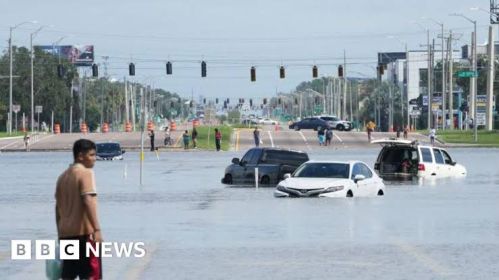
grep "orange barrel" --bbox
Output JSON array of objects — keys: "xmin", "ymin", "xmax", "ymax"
[
  {"xmin": 170, "ymin": 121, "xmax": 177, "ymax": 131},
  {"xmin": 102, "ymin": 122, "xmax": 109, "ymax": 133},
  {"xmin": 54, "ymin": 123, "xmax": 60, "ymax": 134},
  {"xmin": 147, "ymin": 121, "xmax": 154, "ymax": 131},
  {"xmin": 125, "ymin": 122, "xmax": 132, "ymax": 132}
]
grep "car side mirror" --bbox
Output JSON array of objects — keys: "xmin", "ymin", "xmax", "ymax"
[
  {"xmin": 354, "ymin": 174, "xmax": 366, "ymax": 183},
  {"xmin": 283, "ymin": 173, "xmax": 292, "ymax": 179},
  {"xmin": 451, "ymin": 161, "xmax": 456, "ymax": 166},
  {"xmin": 121, "ymin": 150, "xmax": 126, "ymax": 154},
  {"xmin": 231, "ymin": 158, "xmax": 240, "ymax": 165}
]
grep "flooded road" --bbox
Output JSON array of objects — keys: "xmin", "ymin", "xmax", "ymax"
[{"xmin": 1, "ymin": 147, "xmax": 499, "ymax": 279}]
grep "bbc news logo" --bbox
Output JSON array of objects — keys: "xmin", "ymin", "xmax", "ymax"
[{"xmin": 11, "ymin": 240, "xmax": 146, "ymax": 260}]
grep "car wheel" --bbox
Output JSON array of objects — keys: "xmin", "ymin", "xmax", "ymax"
[
  {"xmin": 377, "ymin": 189, "xmax": 384, "ymax": 196},
  {"xmin": 224, "ymin": 174, "xmax": 233, "ymax": 184},
  {"xmin": 346, "ymin": 190, "xmax": 353, "ymax": 197},
  {"xmin": 260, "ymin": 176, "xmax": 270, "ymax": 185},
  {"xmin": 337, "ymin": 125, "xmax": 344, "ymax": 131}
]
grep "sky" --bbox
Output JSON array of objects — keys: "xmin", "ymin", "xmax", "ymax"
[{"xmin": 0, "ymin": 0, "xmax": 494, "ymax": 101}]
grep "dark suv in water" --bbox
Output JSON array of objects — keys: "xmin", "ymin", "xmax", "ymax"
[
  {"xmin": 96, "ymin": 142, "xmax": 125, "ymax": 160},
  {"xmin": 221, "ymin": 148, "xmax": 309, "ymax": 185},
  {"xmin": 288, "ymin": 117, "xmax": 331, "ymax": 131}
]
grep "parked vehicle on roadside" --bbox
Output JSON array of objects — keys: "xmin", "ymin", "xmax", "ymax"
[
  {"xmin": 288, "ymin": 117, "xmax": 331, "ymax": 131},
  {"xmin": 318, "ymin": 115, "xmax": 352, "ymax": 131},
  {"xmin": 96, "ymin": 142, "xmax": 125, "ymax": 160},
  {"xmin": 221, "ymin": 148, "xmax": 309, "ymax": 185},
  {"xmin": 274, "ymin": 160, "xmax": 385, "ymax": 198},
  {"xmin": 258, "ymin": 118, "xmax": 278, "ymax": 125},
  {"xmin": 372, "ymin": 139, "xmax": 467, "ymax": 180}
]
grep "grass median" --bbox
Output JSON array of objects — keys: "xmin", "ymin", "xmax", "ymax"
[
  {"xmin": 432, "ymin": 130, "xmax": 499, "ymax": 146},
  {"xmin": 0, "ymin": 132, "xmax": 25, "ymax": 138},
  {"xmin": 183, "ymin": 125, "xmax": 232, "ymax": 151}
]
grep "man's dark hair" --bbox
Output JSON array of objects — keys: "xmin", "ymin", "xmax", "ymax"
[{"xmin": 73, "ymin": 139, "xmax": 96, "ymax": 160}]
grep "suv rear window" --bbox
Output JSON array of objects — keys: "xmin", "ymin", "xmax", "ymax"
[
  {"xmin": 420, "ymin": 147, "xmax": 433, "ymax": 163},
  {"xmin": 262, "ymin": 150, "xmax": 308, "ymax": 166}
]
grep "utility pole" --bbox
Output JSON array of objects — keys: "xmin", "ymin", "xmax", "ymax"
[
  {"xmin": 448, "ymin": 30, "xmax": 454, "ymax": 130},
  {"xmin": 342, "ymin": 50, "xmax": 347, "ymax": 120},
  {"xmin": 427, "ymin": 29, "xmax": 432, "ymax": 130},
  {"xmin": 486, "ymin": 25, "xmax": 495, "ymax": 130}
]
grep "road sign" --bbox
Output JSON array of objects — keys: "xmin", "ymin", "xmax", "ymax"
[
  {"xmin": 12, "ymin": 105, "xmax": 20, "ymax": 113},
  {"xmin": 456, "ymin": 71, "xmax": 478, "ymax": 78},
  {"xmin": 35, "ymin": 106, "xmax": 43, "ymax": 113},
  {"xmin": 410, "ymin": 109, "xmax": 421, "ymax": 116},
  {"xmin": 476, "ymin": 112, "xmax": 486, "ymax": 126}
]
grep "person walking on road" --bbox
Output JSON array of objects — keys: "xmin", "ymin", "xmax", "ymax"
[
  {"xmin": 55, "ymin": 139, "xmax": 103, "ymax": 280},
  {"xmin": 149, "ymin": 129, "xmax": 155, "ymax": 151},
  {"xmin": 403, "ymin": 125, "xmax": 409, "ymax": 139},
  {"xmin": 429, "ymin": 127, "xmax": 436, "ymax": 145},
  {"xmin": 317, "ymin": 127, "xmax": 325, "ymax": 146},
  {"xmin": 23, "ymin": 132, "xmax": 30, "ymax": 152},
  {"xmin": 366, "ymin": 120, "xmax": 376, "ymax": 142},
  {"xmin": 182, "ymin": 130, "xmax": 190, "ymax": 150},
  {"xmin": 325, "ymin": 128, "xmax": 333, "ymax": 146},
  {"xmin": 191, "ymin": 127, "xmax": 198, "ymax": 148},
  {"xmin": 215, "ymin": 128, "xmax": 222, "ymax": 151},
  {"xmin": 253, "ymin": 127, "xmax": 261, "ymax": 147}
]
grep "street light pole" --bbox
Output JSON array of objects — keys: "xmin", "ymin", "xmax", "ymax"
[
  {"xmin": 451, "ymin": 13, "xmax": 478, "ymax": 142},
  {"xmin": 30, "ymin": 26, "xmax": 46, "ymax": 133}
]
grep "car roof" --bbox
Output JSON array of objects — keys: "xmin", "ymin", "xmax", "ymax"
[
  {"xmin": 96, "ymin": 141, "xmax": 121, "ymax": 145},
  {"xmin": 304, "ymin": 160, "xmax": 362, "ymax": 165},
  {"xmin": 371, "ymin": 138, "xmax": 414, "ymax": 146},
  {"xmin": 251, "ymin": 147, "xmax": 307, "ymax": 154}
]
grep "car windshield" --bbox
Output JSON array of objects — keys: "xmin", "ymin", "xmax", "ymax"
[
  {"xmin": 97, "ymin": 143, "xmax": 121, "ymax": 153},
  {"xmin": 293, "ymin": 163, "xmax": 349, "ymax": 178}
]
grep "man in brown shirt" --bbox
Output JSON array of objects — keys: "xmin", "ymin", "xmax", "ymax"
[{"xmin": 55, "ymin": 139, "xmax": 102, "ymax": 279}]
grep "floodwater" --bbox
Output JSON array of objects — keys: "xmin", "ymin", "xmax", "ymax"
[{"xmin": 1, "ymin": 147, "xmax": 499, "ymax": 279}]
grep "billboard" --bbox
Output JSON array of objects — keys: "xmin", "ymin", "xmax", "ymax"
[{"xmin": 37, "ymin": 45, "xmax": 94, "ymax": 66}]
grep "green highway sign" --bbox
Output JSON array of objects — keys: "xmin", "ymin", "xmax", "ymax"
[{"xmin": 456, "ymin": 71, "xmax": 478, "ymax": 78}]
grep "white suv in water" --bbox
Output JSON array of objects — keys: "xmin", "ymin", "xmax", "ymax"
[{"xmin": 372, "ymin": 139, "xmax": 467, "ymax": 180}]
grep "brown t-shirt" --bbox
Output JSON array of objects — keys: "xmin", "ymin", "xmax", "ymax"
[{"xmin": 55, "ymin": 163, "xmax": 97, "ymax": 238}]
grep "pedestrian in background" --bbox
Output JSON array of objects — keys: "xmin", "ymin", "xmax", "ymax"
[
  {"xmin": 215, "ymin": 128, "xmax": 222, "ymax": 151},
  {"xmin": 325, "ymin": 128, "xmax": 333, "ymax": 146},
  {"xmin": 253, "ymin": 127, "xmax": 260, "ymax": 147},
  {"xmin": 149, "ymin": 129, "xmax": 155, "ymax": 151},
  {"xmin": 183, "ymin": 130, "xmax": 190, "ymax": 149},
  {"xmin": 366, "ymin": 120, "xmax": 376, "ymax": 142},
  {"xmin": 191, "ymin": 127, "xmax": 198, "ymax": 148},
  {"xmin": 429, "ymin": 127, "xmax": 436, "ymax": 145},
  {"xmin": 55, "ymin": 139, "xmax": 102, "ymax": 280},
  {"xmin": 23, "ymin": 132, "xmax": 30, "ymax": 152},
  {"xmin": 403, "ymin": 125, "xmax": 409, "ymax": 139},
  {"xmin": 317, "ymin": 127, "xmax": 325, "ymax": 146}
]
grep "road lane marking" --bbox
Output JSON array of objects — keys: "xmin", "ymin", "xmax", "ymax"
[
  {"xmin": 392, "ymin": 239, "xmax": 454, "ymax": 277},
  {"xmin": 267, "ymin": 131, "xmax": 274, "ymax": 147},
  {"xmin": 298, "ymin": 131, "xmax": 312, "ymax": 151},
  {"xmin": 334, "ymin": 132, "xmax": 343, "ymax": 143}
]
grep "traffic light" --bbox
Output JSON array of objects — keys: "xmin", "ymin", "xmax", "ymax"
[
  {"xmin": 189, "ymin": 101, "xmax": 193, "ymax": 108},
  {"xmin": 338, "ymin": 65, "xmax": 343, "ymax": 78},
  {"xmin": 312, "ymin": 65, "xmax": 318, "ymax": 78},
  {"xmin": 263, "ymin": 98, "xmax": 267, "ymax": 105},
  {"xmin": 223, "ymin": 101, "xmax": 227, "ymax": 109},
  {"xmin": 249, "ymin": 99, "xmax": 253, "ymax": 107},
  {"xmin": 92, "ymin": 63, "xmax": 98, "ymax": 77},
  {"xmin": 216, "ymin": 98, "xmax": 219, "ymax": 104},
  {"xmin": 203, "ymin": 98, "xmax": 206, "ymax": 104},
  {"xmin": 129, "ymin": 63, "xmax": 135, "ymax": 76},
  {"xmin": 250, "ymin": 66, "xmax": 256, "ymax": 82},
  {"xmin": 279, "ymin": 66, "xmax": 285, "ymax": 79},
  {"xmin": 166, "ymin": 61, "xmax": 172, "ymax": 75},
  {"xmin": 226, "ymin": 98, "xmax": 230, "ymax": 104},
  {"xmin": 57, "ymin": 64, "xmax": 64, "ymax": 78},
  {"xmin": 201, "ymin": 61, "xmax": 207, "ymax": 77}
]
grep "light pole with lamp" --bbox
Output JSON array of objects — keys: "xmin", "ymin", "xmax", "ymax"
[
  {"xmin": 30, "ymin": 25, "xmax": 48, "ymax": 133},
  {"xmin": 450, "ymin": 13, "xmax": 478, "ymax": 142},
  {"xmin": 414, "ymin": 22, "xmax": 433, "ymax": 130},
  {"xmin": 424, "ymin": 18, "xmax": 446, "ymax": 130},
  {"xmin": 8, "ymin": 20, "xmax": 37, "ymax": 134}
]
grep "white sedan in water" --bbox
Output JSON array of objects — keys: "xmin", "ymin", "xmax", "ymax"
[{"xmin": 274, "ymin": 160, "xmax": 385, "ymax": 198}]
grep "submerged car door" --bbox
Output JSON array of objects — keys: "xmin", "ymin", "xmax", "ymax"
[
  {"xmin": 432, "ymin": 148, "xmax": 448, "ymax": 178},
  {"xmin": 418, "ymin": 147, "xmax": 436, "ymax": 178},
  {"xmin": 242, "ymin": 148, "xmax": 263, "ymax": 184},
  {"xmin": 233, "ymin": 149, "xmax": 255, "ymax": 184},
  {"xmin": 351, "ymin": 163, "xmax": 372, "ymax": 196},
  {"xmin": 439, "ymin": 149, "xmax": 455, "ymax": 177}
]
